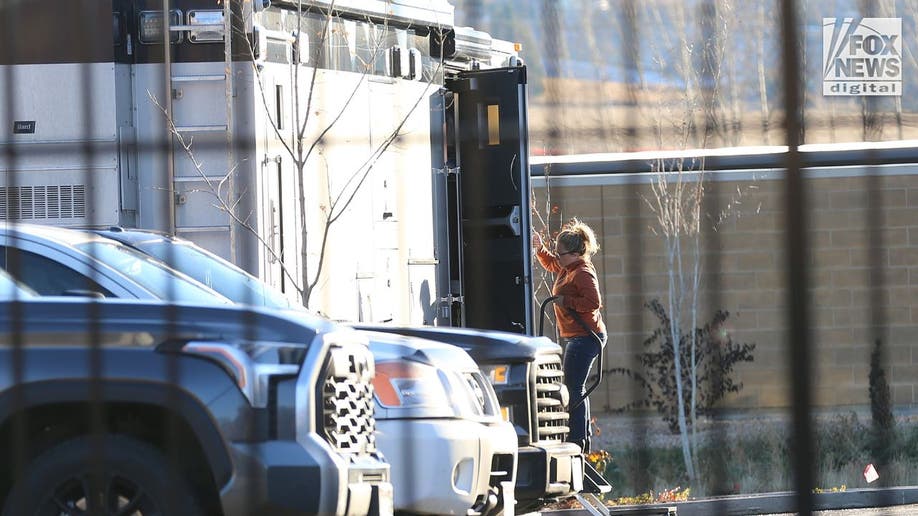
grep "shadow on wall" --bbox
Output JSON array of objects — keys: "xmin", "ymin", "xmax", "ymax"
[{"xmin": 419, "ymin": 280, "xmax": 438, "ymax": 325}]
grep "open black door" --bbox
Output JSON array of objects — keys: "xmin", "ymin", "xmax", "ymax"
[{"xmin": 443, "ymin": 66, "xmax": 533, "ymax": 334}]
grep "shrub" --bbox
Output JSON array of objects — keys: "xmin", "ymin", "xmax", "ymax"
[
  {"xmin": 869, "ymin": 339, "xmax": 896, "ymax": 466},
  {"xmin": 611, "ymin": 299, "xmax": 756, "ymax": 433},
  {"xmin": 813, "ymin": 412, "xmax": 869, "ymax": 471},
  {"xmin": 869, "ymin": 339, "xmax": 895, "ymax": 431}
]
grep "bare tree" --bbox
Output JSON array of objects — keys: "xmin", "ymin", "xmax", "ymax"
[
  {"xmin": 530, "ymin": 171, "xmax": 565, "ymax": 336},
  {"xmin": 642, "ymin": 0, "xmax": 733, "ymax": 482}
]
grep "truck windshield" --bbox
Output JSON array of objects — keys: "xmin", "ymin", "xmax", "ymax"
[
  {"xmin": 73, "ymin": 242, "xmax": 230, "ymax": 305},
  {"xmin": 135, "ymin": 241, "xmax": 297, "ymax": 310}
]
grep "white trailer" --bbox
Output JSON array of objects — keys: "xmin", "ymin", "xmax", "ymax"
[{"xmin": 0, "ymin": 0, "xmax": 534, "ymax": 329}]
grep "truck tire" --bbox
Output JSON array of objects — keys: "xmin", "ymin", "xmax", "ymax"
[{"xmin": 3, "ymin": 434, "xmax": 203, "ymax": 516}]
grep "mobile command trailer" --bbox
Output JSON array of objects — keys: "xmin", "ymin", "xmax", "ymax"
[
  {"xmin": 0, "ymin": 0, "xmax": 533, "ymax": 329},
  {"xmin": 1, "ymin": 2, "xmax": 592, "ymax": 508}
]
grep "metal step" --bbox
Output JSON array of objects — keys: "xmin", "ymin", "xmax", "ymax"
[
  {"xmin": 174, "ymin": 175, "xmax": 228, "ymax": 183},
  {"xmin": 573, "ymin": 494, "xmax": 679, "ymax": 516},
  {"xmin": 535, "ymin": 503, "xmax": 677, "ymax": 516},
  {"xmin": 606, "ymin": 505, "xmax": 676, "ymax": 516},
  {"xmin": 176, "ymin": 225, "xmax": 230, "ymax": 233},
  {"xmin": 170, "ymin": 23, "xmax": 224, "ymax": 32},
  {"xmin": 174, "ymin": 125, "xmax": 228, "ymax": 133},
  {"xmin": 583, "ymin": 461, "xmax": 612, "ymax": 495},
  {"xmin": 576, "ymin": 493, "xmax": 611, "ymax": 516},
  {"xmin": 172, "ymin": 74, "xmax": 226, "ymax": 82}
]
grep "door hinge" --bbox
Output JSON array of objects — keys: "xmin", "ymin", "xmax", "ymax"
[{"xmin": 439, "ymin": 294, "xmax": 463, "ymax": 318}]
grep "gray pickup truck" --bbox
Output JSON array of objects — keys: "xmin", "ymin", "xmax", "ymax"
[
  {"xmin": 356, "ymin": 325, "xmax": 588, "ymax": 512},
  {"xmin": 0, "ymin": 297, "xmax": 392, "ymax": 516}
]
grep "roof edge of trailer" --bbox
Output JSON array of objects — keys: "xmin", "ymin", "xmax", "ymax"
[{"xmin": 274, "ymin": 0, "xmax": 455, "ymax": 33}]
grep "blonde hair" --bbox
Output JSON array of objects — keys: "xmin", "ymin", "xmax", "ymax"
[{"xmin": 556, "ymin": 218, "xmax": 599, "ymax": 259}]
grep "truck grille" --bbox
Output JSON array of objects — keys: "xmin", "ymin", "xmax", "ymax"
[
  {"xmin": 534, "ymin": 354, "xmax": 569, "ymax": 442},
  {"xmin": 320, "ymin": 343, "xmax": 377, "ymax": 456}
]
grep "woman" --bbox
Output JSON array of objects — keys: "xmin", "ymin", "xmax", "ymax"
[{"xmin": 533, "ymin": 218, "xmax": 607, "ymax": 452}]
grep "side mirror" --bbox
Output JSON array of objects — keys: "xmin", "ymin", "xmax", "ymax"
[{"xmin": 253, "ymin": 0, "xmax": 271, "ymax": 12}]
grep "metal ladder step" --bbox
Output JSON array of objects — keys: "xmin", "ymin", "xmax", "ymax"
[
  {"xmin": 583, "ymin": 461, "xmax": 613, "ymax": 494},
  {"xmin": 170, "ymin": 23, "xmax": 224, "ymax": 32},
  {"xmin": 176, "ymin": 225, "xmax": 230, "ymax": 233},
  {"xmin": 600, "ymin": 505, "xmax": 678, "ymax": 515},
  {"xmin": 174, "ymin": 125, "xmax": 228, "ymax": 133},
  {"xmin": 575, "ymin": 494, "xmax": 679, "ymax": 515},
  {"xmin": 576, "ymin": 493, "xmax": 611, "ymax": 516},
  {"xmin": 174, "ymin": 176, "xmax": 228, "ymax": 184},
  {"xmin": 172, "ymin": 74, "xmax": 226, "ymax": 82}
]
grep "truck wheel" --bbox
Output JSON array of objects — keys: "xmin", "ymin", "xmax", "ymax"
[{"xmin": 3, "ymin": 435, "xmax": 203, "ymax": 516}]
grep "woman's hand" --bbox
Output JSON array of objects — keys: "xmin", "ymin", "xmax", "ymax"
[{"xmin": 532, "ymin": 232, "xmax": 544, "ymax": 250}]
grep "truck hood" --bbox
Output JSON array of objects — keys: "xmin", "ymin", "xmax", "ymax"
[
  {"xmin": 359, "ymin": 330, "xmax": 479, "ymax": 372},
  {"xmin": 0, "ymin": 298, "xmax": 337, "ymax": 349},
  {"xmin": 353, "ymin": 325, "xmax": 561, "ymax": 364}
]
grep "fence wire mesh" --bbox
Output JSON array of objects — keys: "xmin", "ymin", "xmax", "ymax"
[{"xmin": 1, "ymin": 0, "xmax": 915, "ymax": 515}]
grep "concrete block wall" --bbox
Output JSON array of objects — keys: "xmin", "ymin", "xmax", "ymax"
[{"xmin": 533, "ymin": 169, "xmax": 918, "ymax": 411}]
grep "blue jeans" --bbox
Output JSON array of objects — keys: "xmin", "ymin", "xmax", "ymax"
[{"xmin": 562, "ymin": 333, "xmax": 605, "ymax": 452}]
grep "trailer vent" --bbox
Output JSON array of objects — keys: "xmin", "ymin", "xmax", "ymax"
[{"xmin": 0, "ymin": 185, "xmax": 86, "ymax": 220}]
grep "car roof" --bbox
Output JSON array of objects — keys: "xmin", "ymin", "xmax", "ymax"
[
  {"xmin": 0, "ymin": 223, "xmax": 235, "ymax": 304},
  {"xmin": 91, "ymin": 227, "xmax": 175, "ymax": 247}
]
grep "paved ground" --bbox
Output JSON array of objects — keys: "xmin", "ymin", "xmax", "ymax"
[
  {"xmin": 539, "ymin": 503, "xmax": 918, "ymax": 515},
  {"xmin": 764, "ymin": 505, "xmax": 918, "ymax": 515},
  {"xmin": 535, "ymin": 489, "xmax": 918, "ymax": 516}
]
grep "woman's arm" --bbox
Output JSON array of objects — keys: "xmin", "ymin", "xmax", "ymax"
[
  {"xmin": 532, "ymin": 232, "xmax": 562, "ymax": 273},
  {"xmin": 535, "ymin": 246, "xmax": 562, "ymax": 273}
]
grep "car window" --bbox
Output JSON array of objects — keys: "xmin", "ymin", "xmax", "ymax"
[
  {"xmin": 0, "ymin": 268, "xmax": 35, "ymax": 299},
  {"xmin": 138, "ymin": 241, "xmax": 296, "ymax": 310},
  {"xmin": 0, "ymin": 246, "xmax": 114, "ymax": 297},
  {"xmin": 73, "ymin": 241, "xmax": 229, "ymax": 305}
]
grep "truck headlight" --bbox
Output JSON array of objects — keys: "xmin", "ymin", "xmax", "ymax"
[
  {"xmin": 373, "ymin": 361, "xmax": 450, "ymax": 409},
  {"xmin": 443, "ymin": 370, "xmax": 500, "ymax": 418},
  {"xmin": 373, "ymin": 361, "xmax": 500, "ymax": 420}
]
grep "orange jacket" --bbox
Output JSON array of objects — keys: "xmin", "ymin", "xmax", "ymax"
[{"xmin": 536, "ymin": 247, "xmax": 607, "ymax": 339}]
